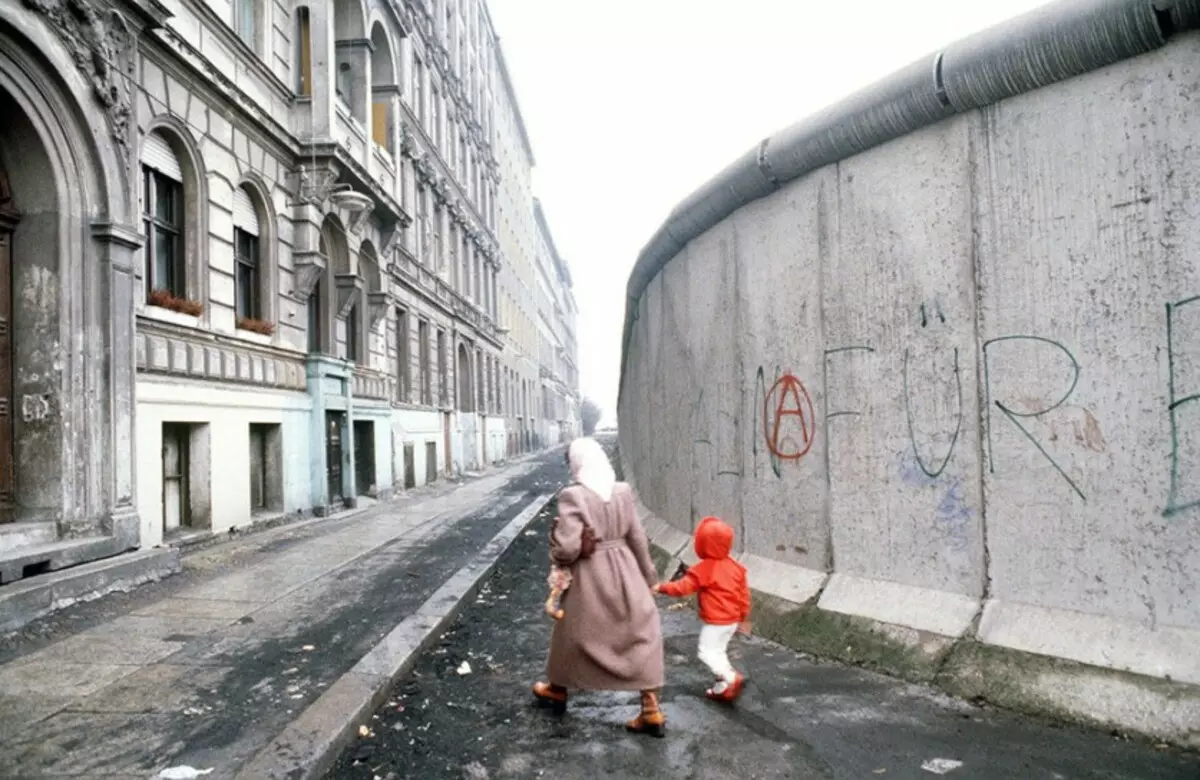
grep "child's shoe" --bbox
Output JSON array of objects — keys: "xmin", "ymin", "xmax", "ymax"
[{"xmin": 706, "ymin": 672, "xmax": 745, "ymax": 703}]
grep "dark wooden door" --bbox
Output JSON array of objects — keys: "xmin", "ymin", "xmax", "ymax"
[
  {"xmin": 403, "ymin": 442, "xmax": 416, "ymax": 489},
  {"xmin": 425, "ymin": 442, "xmax": 437, "ymax": 484},
  {"xmin": 442, "ymin": 411, "xmax": 451, "ymax": 476},
  {"xmin": 326, "ymin": 411, "xmax": 344, "ymax": 506},
  {"xmin": 0, "ymin": 229, "xmax": 13, "ymax": 522},
  {"xmin": 353, "ymin": 420, "xmax": 374, "ymax": 496}
]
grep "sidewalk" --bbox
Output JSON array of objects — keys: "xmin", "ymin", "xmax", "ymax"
[{"xmin": 0, "ymin": 449, "xmax": 563, "ymax": 779}]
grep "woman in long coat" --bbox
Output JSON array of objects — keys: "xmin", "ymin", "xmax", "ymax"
[{"xmin": 531, "ymin": 437, "xmax": 667, "ymax": 736}]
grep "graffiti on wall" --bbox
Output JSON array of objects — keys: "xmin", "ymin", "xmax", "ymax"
[
  {"xmin": 764, "ymin": 373, "xmax": 815, "ymax": 460},
  {"xmin": 688, "ymin": 291, "xmax": 1200, "ymax": 517},
  {"xmin": 902, "ymin": 346, "xmax": 963, "ymax": 480},
  {"xmin": 752, "ymin": 366, "xmax": 818, "ymax": 479},
  {"xmin": 981, "ymin": 335, "xmax": 1085, "ymax": 501},
  {"xmin": 1164, "ymin": 295, "xmax": 1200, "ymax": 517},
  {"xmin": 757, "ymin": 330, "xmax": 1089, "ymax": 503},
  {"xmin": 691, "ymin": 386, "xmax": 742, "ymax": 483}
]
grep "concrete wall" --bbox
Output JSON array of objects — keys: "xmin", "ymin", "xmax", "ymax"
[{"xmin": 619, "ymin": 1, "xmax": 1200, "ymax": 746}]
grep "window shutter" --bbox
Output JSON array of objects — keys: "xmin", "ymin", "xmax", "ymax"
[
  {"xmin": 232, "ymin": 187, "xmax": 260, "ymax": 236},
  {"xmin": 141, "ymin": 132, "xmax": 182, "ymax": 181}
]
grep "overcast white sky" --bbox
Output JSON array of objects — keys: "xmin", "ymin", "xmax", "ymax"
[{"xmin": 486, "ymin": 0, "xmax": 1048, "ymax": 426}]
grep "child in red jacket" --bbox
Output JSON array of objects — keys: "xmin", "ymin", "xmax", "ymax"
[{"xmin": 654, "ymin": 516, "xmax": 751, "ymax": 702}]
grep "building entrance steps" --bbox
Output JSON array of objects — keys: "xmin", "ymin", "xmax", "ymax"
[{"xmin": 0, "ymin": 447, "xmax": 566, "ymax": 779}]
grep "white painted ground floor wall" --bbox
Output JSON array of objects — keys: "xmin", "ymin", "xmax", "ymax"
[
  {"xmin": 135, "ymin": 376, "xmax": 312, "ymax": 548},
  {"xmin": 136, "ymin": 384, "xmax": 518, "ymax": 549},
  {"xmin": 486, "ymin": 418, "xmax": 507, "ymax": 466},
  {"xmin": 390, "ymin": 407, "xmax": 445, "ymax": 490}
]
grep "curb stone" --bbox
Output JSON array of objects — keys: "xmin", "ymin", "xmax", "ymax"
[{"xmin": 233, "ymin": 492, "xmax": 555, "ymax": 780}]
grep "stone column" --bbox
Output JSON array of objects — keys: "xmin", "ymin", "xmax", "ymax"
[
  {"xmin": 308, "ymin": 0, "xmax": 336, "ymax": 141},
  {"xmin": 92, "ymin": 220, "xmax": 142, "ymax": 549}
]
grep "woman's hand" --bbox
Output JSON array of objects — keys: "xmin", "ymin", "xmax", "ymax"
[
  {"xmin": 737, "ymin": 621, "xmax": 752, "ymax": 636},
  {"xmin": 651, "ymin": 583, "xmax": 662, "ymax": 594}
]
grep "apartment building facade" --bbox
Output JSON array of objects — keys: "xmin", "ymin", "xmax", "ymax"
[
  {"xmin": 0, "ymin": 0, "xmax": 559, "ymax": 582},
  {"xmin": 491, "ymin": 44, "xmax": 541, "ymax": 455},
  {"xmin": 533, "ymin": 200, "xmax": 580, "ymax": 446}
]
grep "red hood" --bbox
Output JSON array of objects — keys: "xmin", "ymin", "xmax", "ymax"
[{"xmin": 694, "ymin": 516, "xmax": 733, "ymax": 560}]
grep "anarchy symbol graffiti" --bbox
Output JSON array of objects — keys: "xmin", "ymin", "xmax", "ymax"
[{"xmin": 763, "ymin": 374, "xmax": 815, "ymax": 460}]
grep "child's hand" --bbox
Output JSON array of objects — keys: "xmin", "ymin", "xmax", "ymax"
[
  {"xmin": 651, "ymin": 583, "xmax": 661, "ymax": 594},
  {"xmin": 737, "ymin": 621, "xmax": 752, "ymax": 636}
]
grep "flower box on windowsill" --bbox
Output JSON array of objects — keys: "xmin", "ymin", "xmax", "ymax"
[
  {"xmin": 142, "ymin": 304, "xmax": 200, "ymax": 329},
  {"xmin": 147, "ymin": 289, "xmax": 204, "ymax": 317},
  {"xmin": 236, "ymin": 317, "xmax": 275, "ymax": 345}
]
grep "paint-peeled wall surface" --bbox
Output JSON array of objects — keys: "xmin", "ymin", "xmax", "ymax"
[{"xmin": 618, "ymin": 18, "xmax": 1200, "ymax": 726}]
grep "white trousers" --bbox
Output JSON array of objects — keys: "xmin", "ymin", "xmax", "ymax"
[{"xmin": 697, "ymin": 622, "xmax": 739, "ymax": 682}]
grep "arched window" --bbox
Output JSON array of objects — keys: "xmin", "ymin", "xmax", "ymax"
[
  {"xmin": 141, "ymin": 131, "xmax": 186, "ymax": 301},
  {"xmin": 345, "ymin": 303, "xmax": 360, "ymax": 363},
  {"xmin": 296, "ymin": 7, "xmax": 313, "ymax": 96},
  {"xmin": 233, "ymin": 185, "xmax": 261, "ymax": 321},
  {"xmin": 370, "ymin": 23, "xmax": 396, "ymax": 151},
  {"xmin": 309, "ymin": 232, "xmax": 327, "ymax": 354},
  {"xmin": 457, "ymin": 343, "xmax": 472, "ymax": 412}
]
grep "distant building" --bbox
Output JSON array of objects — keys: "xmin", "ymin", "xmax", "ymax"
[
  {"xmin": 491, "ymin": 40, "xmax": 541, "ymax": 455},
  {"xmin": 534, "ymin": 200, "xmax": 581, "ymax": 445}
]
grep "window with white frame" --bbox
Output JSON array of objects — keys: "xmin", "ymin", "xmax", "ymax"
[
  {"xmin": 234, "ymin": 0, "xmax": 259, "ymax": 53},
  {"xmin": 141, "ymin": 132, "xmax": 185, "ymax": 300},
  {"xmin": 233, "ymin": 186, "xmax": 261, "ymax": 321}
]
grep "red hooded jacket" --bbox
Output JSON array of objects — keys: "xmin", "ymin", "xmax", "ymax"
[{"xmin": 658, "ymin": 516, "xmax": 751, "ymax": 625}]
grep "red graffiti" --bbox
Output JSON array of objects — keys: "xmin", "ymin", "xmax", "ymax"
[{"xmin": 763, "ymin": 374, "xmax": 815, "ymax": 460}]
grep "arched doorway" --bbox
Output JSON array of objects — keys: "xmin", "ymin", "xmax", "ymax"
[
  {"xmin": 0, "ymin": 86, "xmax": 81, "ymax": 527},
  {"xmin": 0, "ymin": 156, "xmax": 17, "ymax": 522},
  {"xmin": 0, "ymin": 12, "xmax": 138, "ymax": 570}
]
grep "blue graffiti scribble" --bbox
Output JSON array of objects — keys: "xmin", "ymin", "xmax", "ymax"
[
  {"xmin": 898, "ymin": 448, "xmax": 937, "ymax": 489},
  {"xmin": 936, "ymin": 478, "xmax": 972, "ymax": 553}
]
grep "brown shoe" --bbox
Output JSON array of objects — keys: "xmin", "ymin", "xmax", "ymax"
[
  {"xmin": 532, "ymin": 681, "xmax": 568, "ymax": 714},
  {"xmin": 625, "ymin": 689, "xmax": 666, "ymax": 737}
]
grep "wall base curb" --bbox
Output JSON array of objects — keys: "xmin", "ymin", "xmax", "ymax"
[{"xmin": 643, "ymin": 527, "xmax": 1200, "ymax": 749}]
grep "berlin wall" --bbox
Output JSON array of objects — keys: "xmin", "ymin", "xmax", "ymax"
[{"xmin": 618, "ymin": 0, "xmax": 1200, "ymax": 745}]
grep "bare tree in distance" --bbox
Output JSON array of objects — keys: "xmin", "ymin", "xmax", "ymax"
[{"xmin": 580, "ymin": 397, "xmax": 602, "ymax": 436}]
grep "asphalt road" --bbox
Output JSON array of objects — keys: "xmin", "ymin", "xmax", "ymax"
[{"xmin": 325, "ymin": 456, "xmax": 1200, "ymax": 779}]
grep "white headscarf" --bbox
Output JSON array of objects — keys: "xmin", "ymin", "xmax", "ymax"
[{"xmin": 568, "ymin": 437, "xmax": 616, "ymax": 502}]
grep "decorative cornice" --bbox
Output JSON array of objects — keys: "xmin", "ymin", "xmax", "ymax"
[
  {"xmin": 345, "ymin": 203, "xmax": 373, "ymax": 235},
  {"xmin": 292, "ymin": 250, "xmax": 326, "ymax": 301},
  {"xmin": 25, "ymin": 0, "xmax": 137, "ymax": 160},
  {"xmin": 413, "ymin": 154, "xmax": 436, "ymax": 185},
  {"xmin": 335, "ymin": 37, "xmax": 375, "ymax": 52},
  {"xmin": 367, "ymin": 290, "xmax": 393, "ymax": 330},
  {"xmin": 136, "ymin": 321, "xmax": 308, "ymax": 391},
  {"xmin": 334, "ymin": 274, "xmax": 363, "ymax": 318},
  {"xmin": 431, "ymin": 174, "xmax": 449, "ymax": 204},
  {"xmin": 91, "ymin": 220, "xmax": 143, "ymax": 250},
  {"xmin": 399, "ymin": 121, "xmax": 416, "ymax": 158},
  {"xmin": 290, "ymin": 161, "xmax": 341, "ymax": 207},
  {"xmin": 380, "ymin": 224, "xmax": 402, "ymax": 260}
]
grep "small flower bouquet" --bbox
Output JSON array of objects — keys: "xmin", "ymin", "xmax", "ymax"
[{"xmin": 544, "ymin": 565, "xmax": 573, "ymax": 620}]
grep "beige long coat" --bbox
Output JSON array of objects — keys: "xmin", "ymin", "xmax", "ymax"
[{"xmin": 545, "ymin": 482, "xmax": 664, "ymax": 691}]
